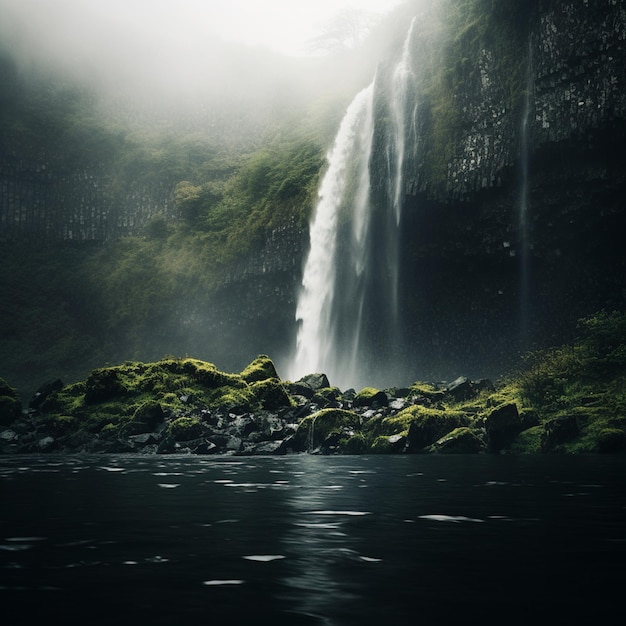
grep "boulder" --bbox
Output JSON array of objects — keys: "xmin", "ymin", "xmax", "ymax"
[
  {"xmin": 247, "ymin": 440, "xmax": 287, "ymax": 455},
  {"xmin": 240, "ymin": 355, "xmax": 279, "ymax": 383},
  {"xmin": 123, "ymin": 401, "xmax": 165, "ymax": 435},
  {"xmin": 405, "ymin": 411, "xmax": 470, "ymax": 452},
  {"xmin": 286, "ymin": 381, "xmax": 315, "ymax": 399},
  {"xmin": 0, "ymin": 395, "xmax": 22, "ymax": 427},
  {"xmin": 445, "ymin": 376, "xmax": 475, "ymax": 402},
  {"xmin": 541, "ymin": 415, "xmax": 579, "ymax": 451},
  {"xmin": 428, "ymin": 427, "xmax": 486, "ymax": 453},
  {"xmin": 84, "ymin": 369, "xmax": 126, "ymax": 404},
  {"xmin": 29, "ymin": 378, "xmax": 62, "ymax": 410},
  {"xmin": 297, "ymin": 373, "xmax": 330, "ymax": 390},
  {"xmin": 485, "ymin": 402, "xmax": 521, "ymax": 451},
  {"xmin": 353, "ymin": 388, "xmax": 388, "ymax": 408}
]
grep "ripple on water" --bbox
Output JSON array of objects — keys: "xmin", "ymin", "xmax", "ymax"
[
  {"xmin": 418, "ymin": 514, "xmax": 483, "ymax": 523},
  {"xmin": 306, "ymin": 510, "xmax": 371, "ymax": 516},
  {"xmin": 242, "ymin": 555, "xmax": 286, "ymax": 562},
  {"xmin": 203, "ymin": 579, "xmax": 245, "ymax": 586}
]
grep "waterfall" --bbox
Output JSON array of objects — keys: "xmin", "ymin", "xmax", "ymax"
[
  {"xmin": 289, "ymin": 82, "xmax": 375, "ymax": 387},
  {"xmin": 518, "ymin": 37, "xmax": 533, "ymax": 348},
  {"xmin": 289, "ymin": 20, "xmax": 417, "ymax": 390},
  {"xmin": 383, "ymin": 17, "xmax": 418, "ymax": 328},
  {"xmin": 308, "ymin": 413, "xmax": 318, "ymax": 452}
]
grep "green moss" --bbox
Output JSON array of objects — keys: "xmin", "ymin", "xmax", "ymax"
[
  {"xmin": 381, "ymin": 404, "xmax": 469, "ymax": 437},
  {"xmin": 353, "ymin": 387, "xmax": 387, "ymax": 407},
  {"xmin": 249, "ymin": 378, "xmax": 293, "ymax": 411},
  {"xmin": 509, "ymin": 426, "xmax": 543, "ymax": 454},
  {"xmin": 428, "ymin": 426, "xmax": 485, "ymax": 454},
  {"xmin": 240, "ymin": 355, "xmax": 279, "ymax": 383},
  {"xmin": 168, "ymin": 416, "xmax": 202, "ymax": 441},
  {"xmin": 297, "ymin": 408, "xmax": 360, "ymax": 449},
  {"xmin": 0, "ymin": 394, "xmax": 22, "ymax": 426},
  {"xmin": 370, "ymin": 435, "xmax": 398, "ymax": 454},
  {"xmin": 342, "ymin": 433, "xmax": 368, "ymax": 454},
  {"xmin": 408, "ymin": 382, "xmax": 445, "ymax": 401}
]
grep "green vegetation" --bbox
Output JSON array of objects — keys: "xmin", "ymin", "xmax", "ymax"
[
  {"xmin": 291, "ymin": 310, "xmax": 626, "ymax": 454},
  {"xmin": 22, "ymin": 355, "xmax": 290, "ymax": 441},
  {"xmin": 420, "ymin": 0, "xmax": 533, "ymax": 189},
  {"xmin": 1, "ymin": 311, "xmax": 624, "ymax": 455}
]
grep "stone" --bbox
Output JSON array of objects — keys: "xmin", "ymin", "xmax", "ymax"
[
  {"xmin": 298, "ymin": 373, "xmax": 330, "ymax": 390},
  {"xmin": 0, "ymin": 429, "xmax": 17, "ymax": 441},
  {"xmin": 29, "ymin": 379, "xmax": 63, "ymax": 410},
  {"xmin": 248, "ymin": 440, "xmax": 287, "ymax": 455},
  {"xmin": 428, "ymin": 427, "xmax": 486, "ymax": 454},
  {"xmin": 445, "ymin": 377, "xmax": 475, "ymax": 402},
  {"xmin": 542, "ymin": 415, "xmax": 579, "ymax": 451},
  {"xmin": 38, "ymin": 436, "xmax": 55, "ymax": 449},
  {"xmin": 485, "ymin": 403, "xmax": 521, "ymax": 451}
]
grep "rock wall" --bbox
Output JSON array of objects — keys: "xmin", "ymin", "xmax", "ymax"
[
  {"xmin": 211, "ymin": 0, "xmax": 626, "ymax": 383},
  {"xmin": 387, "ymin": 0, "xmax": 626, "ymax": 380},
  {"xmin": 0, "ymin": 152, "xmax": 175, "ymax": 240}
]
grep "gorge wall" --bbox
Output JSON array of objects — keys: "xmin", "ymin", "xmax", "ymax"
[
  {"xmin": 2, "ymin": 0, "xmax": 625, "ymax": 392},
  {"xmin": 214, "ymin": 0, "xmax": 626, "ymax": 385}
]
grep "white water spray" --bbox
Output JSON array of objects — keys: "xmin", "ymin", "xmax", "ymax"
[
  {"xmin": 289, "ymin": 19, "xmax": 418, "ymax": 389},
  {"xmin": 290, "ymin": 83, "xmax": 375, "ymax": 385},
  {"xmin": 518, "ymin": 37, "xmax": 533, "ymax": 346}
]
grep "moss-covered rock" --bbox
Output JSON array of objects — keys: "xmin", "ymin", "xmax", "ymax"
[
  {"xmin": 85, "ymin": 368, "xmax": 127, "ymax": 404},
  {"xmin": 295, "ymin": 408, "xmax": 360, "ymax": 451},
  {"xmin": 168, "ymin": 416, "xmax": 203, "ymax": 441},
  {"xmin": 509, "ymin": 425, "xmax": 544, "ymax": 454},
  {"xmin": 354, "ymin": 387, "xmax": 388, "ymax": 408},
  {"xmin": 368, "ymin": 434, "xmax": 403, "ymax": 454},
  {"xmin": 240, "ymin": 355, "xmax": 279, "ymax": 383},
  {"xmin": 250, "ymin": 378, "xmax": 293, "ymax": 411},
  {"xmin": 375, "ymin": 405, "xmax": 471, "ymax": 452},
  {"xmin": 484, "ymin": 402, "xmax": 521, "ymax": 452},
  {"xmin": 428, "ymin": 427, "xmax": 486, "ymax": 454},
  {"xmin": 122, "ymin": 400, "xmax": 165, "ymax": 436},
  {"xmin": 0, "ymin": 377, "xmax": 22, "ymax": 427}
]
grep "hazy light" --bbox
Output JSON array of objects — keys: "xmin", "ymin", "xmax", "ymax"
[{"xmin": 0, "ymin": 0, "xmax": 407, "ymax": 59}]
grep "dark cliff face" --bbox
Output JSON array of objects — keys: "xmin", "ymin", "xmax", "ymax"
[
  {"xmin": 210, "ymin": 1, "xmax": 626, "ymax": 383},
  {"xmin": 1, "ymin": 1, "xmax": 624, "ymax": 389},
  {"xmin": 366, "ymin": 0, "xmax": 626, "ymax": 380}
]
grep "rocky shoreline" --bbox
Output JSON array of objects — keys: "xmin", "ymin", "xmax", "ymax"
[{"xmin": 3, "ymin": 350, "xmax": 618, "ymax": 456}]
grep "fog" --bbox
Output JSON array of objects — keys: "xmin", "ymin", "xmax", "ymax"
[{"xmin": 0, "ymin": 0, "xmax": 416, "ymax": 130}]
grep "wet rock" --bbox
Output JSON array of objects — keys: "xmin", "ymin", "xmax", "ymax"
[
  {"xmin": 37, "ymin": 436, "xmax": 55, "ymax": 450},
  {"xmin": 246, "ymin": 440, "xmax": 287, "ymax": 455},
  {"xmin": 286, "ymin": 382, "xmax": 315, "ymax": 399},
  {"xmin": 445, "ymin": 377, "xmax": 475, "ymax": 402},
  {"xmin": 406, "ymin": 412, "xmax": 471, "ymax": 452},
  {"xmin": 128, "ymin": 432, "xmax": 160, "ymax": 446},
  {"xmin": 428, "ymin": 427, "xmax": 486, "ymax": 454},
  {"xmin": 542, "ymin": 415, "xmax": 579, "ymax": 451},
  {"xmin": 123, "ymin": 401, "xmax": 165, "ymax": 436},
  {"xmin": 387, "ymin": 434, "xmax": 407, "ymax": 452},
  {"xmin": 84, "ymin": 369, "xmax": 126, "ymax": 404},
  {"xmin": 298, "ymin": 373, "xmax": 330, "ymax": 390},
  {"xmin": 29, "ymin": 379, "xmax": 62, "ymax": 410},
  {"xmin": 485, "ymin": 403, "xmax": 521, "ymax": 452}
]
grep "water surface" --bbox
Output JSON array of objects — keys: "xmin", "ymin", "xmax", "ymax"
[{"xmin": 1, "ymin": 454, "xmax": 625, "ymax": 624}]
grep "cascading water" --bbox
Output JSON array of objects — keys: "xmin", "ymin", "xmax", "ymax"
[
  {"xmin": 289, "ymin": 81, "xmax": 375, "ymax": 388},
  {"xmin": 518, "ymin": 37, "xmax": 534, "ymax": 348},
  {"xmin": 289, "ymin": 19, "xmax": 417, "ymax": 390},
  {"xmin": 382, "ymin": 17, "xmax": 418, "ymax": 330}
]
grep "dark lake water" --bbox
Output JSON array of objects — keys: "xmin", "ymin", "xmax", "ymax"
[{"xmin": 1, "ymin": 453, "xmax": 625, "ymax": 624}]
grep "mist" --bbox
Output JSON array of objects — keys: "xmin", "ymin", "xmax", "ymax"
[{"xmin": 0, "ymin": 0, "xmax": 420, "ymax": 138}]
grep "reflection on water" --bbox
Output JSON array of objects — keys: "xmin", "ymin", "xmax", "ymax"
[{"xmin": 1, "ymin": 454, "xmax": 625, "ymax": 624}]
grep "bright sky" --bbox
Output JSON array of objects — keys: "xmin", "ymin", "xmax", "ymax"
[
  {"xmin": 1, "ymin": 0, "xmax": 408, "ymax": 58},
  {"xmin": 100, "ymin": 0, "xmax": 408, "ymax": 56}
]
